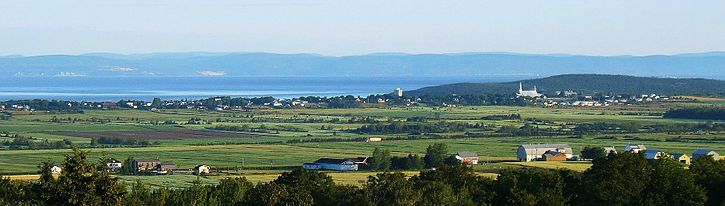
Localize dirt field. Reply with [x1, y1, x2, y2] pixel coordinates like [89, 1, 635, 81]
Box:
[51, 130, 260, 139]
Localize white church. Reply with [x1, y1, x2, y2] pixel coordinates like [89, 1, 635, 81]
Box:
[517, 82, 543, 98]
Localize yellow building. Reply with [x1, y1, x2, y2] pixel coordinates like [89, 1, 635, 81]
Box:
[672, 153, 691, 165]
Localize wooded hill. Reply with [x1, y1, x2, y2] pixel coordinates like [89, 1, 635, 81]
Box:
[407, 74, 725, 96]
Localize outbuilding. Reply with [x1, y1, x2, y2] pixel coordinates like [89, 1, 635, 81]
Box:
[517, 144, 572, 162]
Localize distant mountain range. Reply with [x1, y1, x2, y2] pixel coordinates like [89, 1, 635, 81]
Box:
[1, 52, 725, 78]
[406, 74, 725, 96]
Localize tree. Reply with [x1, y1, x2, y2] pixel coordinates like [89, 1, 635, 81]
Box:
[274, 170, 335, 206]
[424, 143, 448, 168]
[370, 148, 392, 171]
[151, 98, 162, 108]
[643, 158, 706, 206]
[120, 156, 135, 175]
[690, 156, 725, 206]
[31, 147, 125, 206]
[580, 146, 606, 160]
[494, 169, 568, 206]
[245, 182, 313, 206]
[575, 152, 651, 205]
[443, 155, 462, 167]
[366, 172, 420, 206]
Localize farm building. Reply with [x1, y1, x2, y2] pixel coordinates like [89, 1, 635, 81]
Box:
[643, 149, 669, 160]
[603, 147, 617, 155]
[132, 158, 161, 172]
[455, 151, 479, 165]
[194, 165, 211, 175]
[366, 137, 383, 142]
[156, 162, 176, 174]
[50, 166, 62, 174]
[692, 149, 720, 161]
[517, 144, 573, 162]
[106, 158, 122, 172]
[672, 153, 691, 165]
[303, 157, 368, 171]
[543, 151, 567, 161]
[625, 144, 647, 153]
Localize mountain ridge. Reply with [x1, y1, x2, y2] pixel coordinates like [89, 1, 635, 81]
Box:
[406, 74, 725, 96]
[1, 52, 724, 78]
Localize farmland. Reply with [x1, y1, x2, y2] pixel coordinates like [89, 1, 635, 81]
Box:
[1, 101, 723, 188]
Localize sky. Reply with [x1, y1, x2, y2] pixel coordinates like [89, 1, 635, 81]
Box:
[1, 0, 725, 56]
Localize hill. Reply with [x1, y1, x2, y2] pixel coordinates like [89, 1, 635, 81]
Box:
[1, 52, 725, 78]
[406, 74, 725, 96]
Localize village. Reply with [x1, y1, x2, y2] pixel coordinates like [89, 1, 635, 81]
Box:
[0, 84, 684, 114]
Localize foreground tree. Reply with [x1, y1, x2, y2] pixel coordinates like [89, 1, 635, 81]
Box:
[690, 156, 725, 206]
[575, 152, 651, 205]
[32, 147, 125, 206]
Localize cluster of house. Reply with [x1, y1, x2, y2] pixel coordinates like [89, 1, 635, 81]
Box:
[131, 158, 211, 175]
[302, 151, 481, 171]
[542, 94, 672, 107]
[49, 158, 211, 175]
[516, 143, 720, 164]
[624, 144, 720, 165]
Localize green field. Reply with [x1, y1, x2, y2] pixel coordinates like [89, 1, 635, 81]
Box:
[1, 103, 723, 187]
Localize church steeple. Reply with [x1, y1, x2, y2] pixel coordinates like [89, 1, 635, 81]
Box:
[519, 82, 523, 92]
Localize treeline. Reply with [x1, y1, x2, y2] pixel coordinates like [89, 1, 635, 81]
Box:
[90, 137, 159, 146]
[415, 94, 529, 106]
[664, 107, 725, 120]
[0, 99, 85, 112]
[2, 148, 724, 205]
[352, 122, 483, 135]
[368, 143, 459, 171]
[0, 135, 73, 149]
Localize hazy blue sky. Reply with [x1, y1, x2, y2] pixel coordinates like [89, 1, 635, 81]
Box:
[2, 0, 724, 56]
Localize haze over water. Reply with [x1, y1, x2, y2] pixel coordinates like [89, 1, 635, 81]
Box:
[0, 76, 528, 102]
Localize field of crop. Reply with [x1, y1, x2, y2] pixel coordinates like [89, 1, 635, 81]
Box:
[1, 103, 723, 188]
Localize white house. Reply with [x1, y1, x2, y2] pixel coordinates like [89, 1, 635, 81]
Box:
[50, 166, 62, 174]
[194, 165, 211, 175]
[625, 144, 647, 153]
[517, 144, 573, 162]
[643, 149, 669, 160]
[106, 158, 122, 172]
[455, 151, 479, 165]
[303, 158, 367, 171]
[692, 149, 720, 161]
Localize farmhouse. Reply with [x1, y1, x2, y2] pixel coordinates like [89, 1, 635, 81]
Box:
[132, 158, 161, 172]
[603, 147, 617, 155]
[303, 157, 368, 171]
[455, 151, 479, 165]
[672, 153, 691, 165]
[643, 149, 669, 160]
[542, 151, 567, 161]
[692, 149, 720, 161]
[194, 165, 211, 175]
[50, 166, 62, 174]
[366, 137, 383, 142]
[517, 144, 573, 162]
[106, 158, 122, 172]
[625, 144, 647, 153]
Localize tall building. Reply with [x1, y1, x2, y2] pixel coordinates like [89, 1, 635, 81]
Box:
[517, 82, 542, 98]
[394, 88, 404, 97]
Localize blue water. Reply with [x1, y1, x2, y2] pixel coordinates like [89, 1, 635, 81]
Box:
[0, 76, 529, 101]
